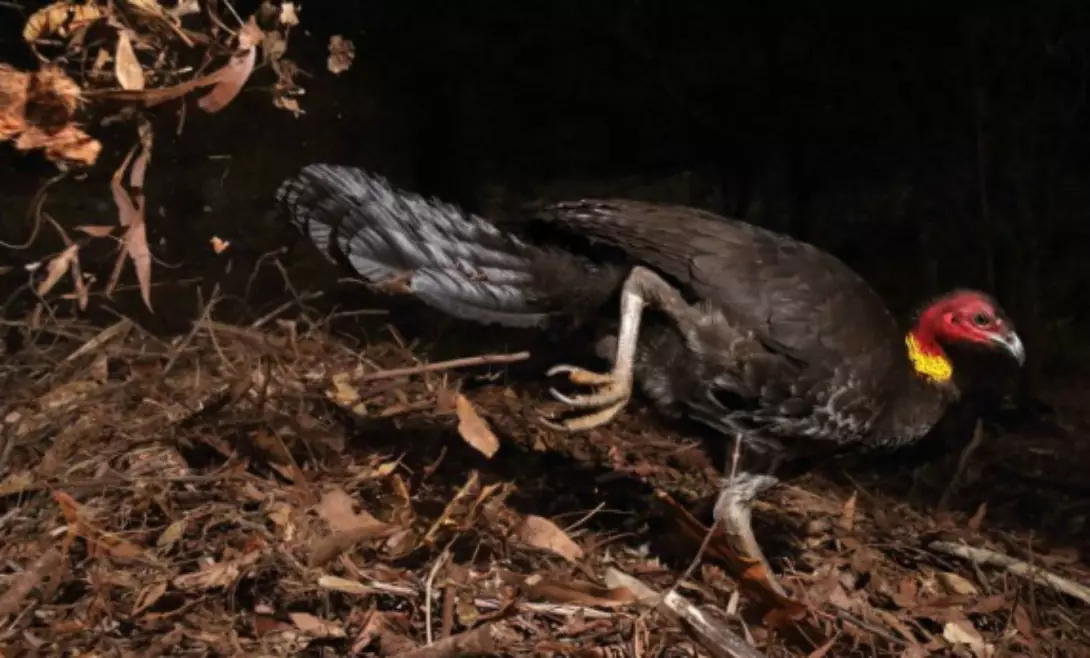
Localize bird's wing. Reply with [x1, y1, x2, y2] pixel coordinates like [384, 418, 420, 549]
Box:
[530, 199, 904, 381]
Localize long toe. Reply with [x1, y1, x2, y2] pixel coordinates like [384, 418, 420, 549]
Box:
[546, 364, 620, 387]
[541, 401, 627, 432]
[548, 381, 629, 408]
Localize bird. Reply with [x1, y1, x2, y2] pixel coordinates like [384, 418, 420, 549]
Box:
[274, 163, 1026, 597]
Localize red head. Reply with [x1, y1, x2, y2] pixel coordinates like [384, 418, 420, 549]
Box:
[909, 290, 1025, 368]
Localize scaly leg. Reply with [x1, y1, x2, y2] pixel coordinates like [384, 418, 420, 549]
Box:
[544, 266, 701, 432]
[713, 472, 787, 597]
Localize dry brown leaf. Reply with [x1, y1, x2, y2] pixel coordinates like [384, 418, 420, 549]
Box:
[124, 210, 152, 310]
[968, 501, 987, 531]
[23, 2, 107, 43]
[172, 549, 261, 591]
[36, 244, 79, 297]
[328, 35, 355, 75]
[198, 48, 256, 113]
[937, 571, 979, 596]
[839, 491, 857, 531]
[943, 620, 992, 656]
[156, 519, 187, 550]
[106, 129, 153, 310]
[0, 65, 29, 140]
[197, 18, 262, 114]
[1, 64, 101, 166]
[289, 612, 345, 638]
[454, 393, 499, 458]
[114, 30, 145, 91]
[514, 514, 583, 561]
[132, 580, 167, 616]
[16, 123, 101, 166]
[0, 471, 36, 497]
[316, 488, 383, 533]
[317, 575, 372, 596]
[75, 225, 116, 238]
[516, 574, 635, 608]
[279, 2, 301, 26]
[273, 95, 304, 117]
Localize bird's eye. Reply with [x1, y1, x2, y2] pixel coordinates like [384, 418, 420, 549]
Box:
[971, 312, 991, 327]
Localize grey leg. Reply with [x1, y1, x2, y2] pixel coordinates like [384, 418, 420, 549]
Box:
[544, 266, 703, 432]
[713, 472, 787, 597]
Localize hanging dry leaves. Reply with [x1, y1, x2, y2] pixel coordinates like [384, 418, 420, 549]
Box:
[279, 2, 301, 26]
[328, 35, 355, 75]
[513, 514, 584, 562]
[198, 19, 262, 113]
[114, 30, 145, 91]
[454, 393, 500, 458]
[0, 64, 101, 166]
[22, 2, 107, 43]
[105, 122, 154, 310]
[36, 244, 80, 297]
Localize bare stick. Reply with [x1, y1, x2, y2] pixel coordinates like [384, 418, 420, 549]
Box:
[938, 417, 985, 511]
[359, 351, 530, 381]
[929, 540, 1090, 605]
[604, 567, 767, 658]
[62, 319, 133, 363]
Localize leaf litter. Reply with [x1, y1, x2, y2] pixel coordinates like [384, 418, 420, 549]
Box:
[0, 299, 1085, 658]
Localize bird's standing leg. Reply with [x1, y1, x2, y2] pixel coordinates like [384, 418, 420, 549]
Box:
[545, 266, 700, 431]
[714, 471, 787, 597]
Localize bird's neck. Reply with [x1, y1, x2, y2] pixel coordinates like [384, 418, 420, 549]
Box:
[905, 329, 953, 385]
[870, 329, 960, 448]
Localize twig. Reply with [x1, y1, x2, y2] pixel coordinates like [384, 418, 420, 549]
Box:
[929, 540, 1090, 605]
[163, 283, 221, 375]
[604, 567, 767, 658]
[424, 545, 451, 644]
[937, 417, 985, 511]
[250, 291, 323, 329]
[473, 598, 616, 620]
[359, 351, 531, 381]
[62, 319, 132, 363]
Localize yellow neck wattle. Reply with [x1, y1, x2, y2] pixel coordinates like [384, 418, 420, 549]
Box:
[905, 333, 953, 384]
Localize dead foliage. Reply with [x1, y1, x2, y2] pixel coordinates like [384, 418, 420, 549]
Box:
[5, 0, 309, 313]
[0, 299, 1086, 657]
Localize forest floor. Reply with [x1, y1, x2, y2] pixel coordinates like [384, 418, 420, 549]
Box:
[1, 276, 1089, 658]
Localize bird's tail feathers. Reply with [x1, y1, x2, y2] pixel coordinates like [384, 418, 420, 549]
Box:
[275, 164, 618, 328]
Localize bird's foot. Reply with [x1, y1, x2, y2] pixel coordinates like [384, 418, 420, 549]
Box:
[714, 473, 789, 599]
[542, 363, 633, 432]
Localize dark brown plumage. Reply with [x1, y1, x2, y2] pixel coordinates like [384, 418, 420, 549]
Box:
[276, 164, 1025, 595]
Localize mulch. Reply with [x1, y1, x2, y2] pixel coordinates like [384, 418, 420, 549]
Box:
[1, 300, 1088, 657]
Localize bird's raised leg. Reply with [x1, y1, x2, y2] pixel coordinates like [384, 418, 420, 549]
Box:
[713, 472, 787, 597]
[545, 265, 700, 432]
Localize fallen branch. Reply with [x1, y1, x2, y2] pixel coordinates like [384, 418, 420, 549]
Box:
[604, 567, 767, 658]
[929, 540, 1090, 606]
[359, 351, 531, 381]
[395, 622, 504, 658]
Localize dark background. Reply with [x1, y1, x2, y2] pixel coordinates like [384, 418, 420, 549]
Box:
[3, 0, 1090, 396]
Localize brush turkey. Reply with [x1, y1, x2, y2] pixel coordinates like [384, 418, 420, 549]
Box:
[276, 164, 1026, 595]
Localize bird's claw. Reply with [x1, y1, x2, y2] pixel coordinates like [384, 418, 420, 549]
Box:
[542, 364, 632, 432]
